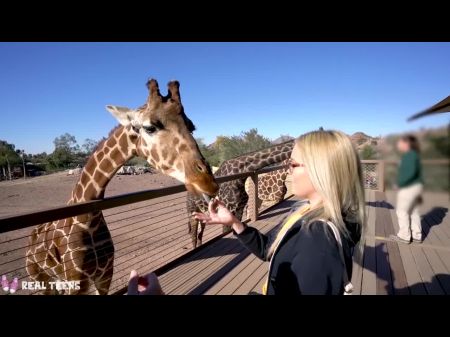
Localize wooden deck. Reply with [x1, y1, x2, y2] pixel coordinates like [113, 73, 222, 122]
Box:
[157, 190, 450, 295]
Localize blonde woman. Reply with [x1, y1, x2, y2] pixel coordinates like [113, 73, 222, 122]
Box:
[127, 129, 365, 295]
[194, 129, 365, 295]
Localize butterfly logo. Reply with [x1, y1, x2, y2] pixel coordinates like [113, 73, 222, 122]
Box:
[1, 275, 19, 294]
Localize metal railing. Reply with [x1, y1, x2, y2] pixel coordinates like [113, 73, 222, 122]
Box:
[361, 160, 385, 191]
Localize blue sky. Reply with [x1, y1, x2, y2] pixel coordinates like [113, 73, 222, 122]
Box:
[0, 42, 449, 154]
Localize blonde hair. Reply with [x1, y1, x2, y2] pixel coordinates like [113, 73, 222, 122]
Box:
[266, 129, 366, 260]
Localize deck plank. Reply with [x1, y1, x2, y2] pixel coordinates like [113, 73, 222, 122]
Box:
[397, 244, 427, 295]
[361, 190, 377, 295]
[375, 240, 393, 295]
[409, 245, 445, 295]
[374, 192, 394, 295]
[351, 244, 364, 295]
[185, 215, 288, 295]
[152, 190, 449, 296]
[361, 235, 377, 295]
[351, 190, 374, 295]
[205, 254, 258, 295]
[421, 214, 449, 248]
[389, 202, 450, 295]
[161, 234, 247, 287]
[233, 260, 268, 295]
[160, 202, 291, 294]
[161, 235, 238, 286]
[425, 213, 450, 283]
[160, 214, 276, 287]
[420, 247, 450, 294]
[376, 198, 409, 295]
[225, 256, 265, 295]
[163, 228, 263, 293]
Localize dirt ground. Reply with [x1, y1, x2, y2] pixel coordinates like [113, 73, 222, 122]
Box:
[0, 171, 181, 217]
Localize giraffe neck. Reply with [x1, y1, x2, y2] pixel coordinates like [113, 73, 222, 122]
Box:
[216, 140, 294, 176]
[70, 125, 137, 203]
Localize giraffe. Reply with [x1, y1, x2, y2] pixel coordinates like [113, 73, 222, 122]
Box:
[25, 78, 219, 295]
[241, 163, 289, 219]
[253, 161, 289, 203]
[187, 141, 294, 249]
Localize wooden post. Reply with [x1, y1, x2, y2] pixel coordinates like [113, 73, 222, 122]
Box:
[378, 160, 385, 192]
[248, 172, 259, 222]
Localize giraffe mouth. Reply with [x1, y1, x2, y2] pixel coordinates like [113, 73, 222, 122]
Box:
[185, 181, 218, 197]
[165, 166, 218, 196]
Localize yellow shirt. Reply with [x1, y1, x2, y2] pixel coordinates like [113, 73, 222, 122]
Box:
[262, 204, 310, 295]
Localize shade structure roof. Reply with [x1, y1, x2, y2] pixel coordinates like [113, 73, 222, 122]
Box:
[408, 95, 450, 121]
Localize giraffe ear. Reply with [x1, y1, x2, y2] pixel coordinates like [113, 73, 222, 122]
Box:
[106, 105, 138, 127]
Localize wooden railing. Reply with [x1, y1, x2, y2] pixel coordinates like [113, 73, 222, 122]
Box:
[0, 165, 285, 232]
[360, 159, 449, 192]
[2, 159, 445, 231]
[1, 159, 446, 294]
[0, 164, 288, 295]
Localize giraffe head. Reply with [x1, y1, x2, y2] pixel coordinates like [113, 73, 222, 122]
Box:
[106, 78, 219, 197]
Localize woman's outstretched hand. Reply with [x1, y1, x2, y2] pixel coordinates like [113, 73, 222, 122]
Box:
[192, 198, 245, 234]
[128, 270, 165, 295]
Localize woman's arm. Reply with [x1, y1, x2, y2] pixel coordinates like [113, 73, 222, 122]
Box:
[235, 201, 308, 261]
[234, 225, 271, 261]
[193, 198, 271, 260]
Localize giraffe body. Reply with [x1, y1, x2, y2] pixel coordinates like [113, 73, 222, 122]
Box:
[252, 165, 289, 203]
[187, 141, 294, 249]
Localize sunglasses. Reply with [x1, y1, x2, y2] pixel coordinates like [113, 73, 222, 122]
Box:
[286, 159, 305, 174]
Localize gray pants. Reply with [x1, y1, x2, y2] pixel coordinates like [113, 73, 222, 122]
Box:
[396, 183, 423, 241]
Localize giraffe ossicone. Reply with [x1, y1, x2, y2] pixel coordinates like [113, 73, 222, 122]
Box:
[25, 77, 218, 295]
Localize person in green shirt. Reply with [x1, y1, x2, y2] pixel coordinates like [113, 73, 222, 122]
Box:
[390, 135, 424, 244]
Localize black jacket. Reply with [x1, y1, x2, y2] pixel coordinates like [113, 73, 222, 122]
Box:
[235, 201, 361, 295]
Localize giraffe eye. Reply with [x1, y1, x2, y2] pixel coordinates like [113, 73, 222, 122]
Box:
[144, 125, 158, 134]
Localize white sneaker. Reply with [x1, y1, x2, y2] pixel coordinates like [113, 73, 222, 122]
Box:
[9, 277, 19, 294]
[1, 275, 9, 292]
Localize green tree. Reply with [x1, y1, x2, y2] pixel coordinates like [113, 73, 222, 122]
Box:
[82, 138, 98, 155]
[28, 152, 50, 172]
[273, 134, 295, 144]
[0, 140, 21, 180]
[360, 144, 377, 160]
[238, 128, 272, 154]
[53, 133, 79, 152]
[204, 128, 273, 167]
[48, 133, 80, 169]
[424, 134, 449, 159]
[195, 138, 217, 167]
[215, 135, 242, 163]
